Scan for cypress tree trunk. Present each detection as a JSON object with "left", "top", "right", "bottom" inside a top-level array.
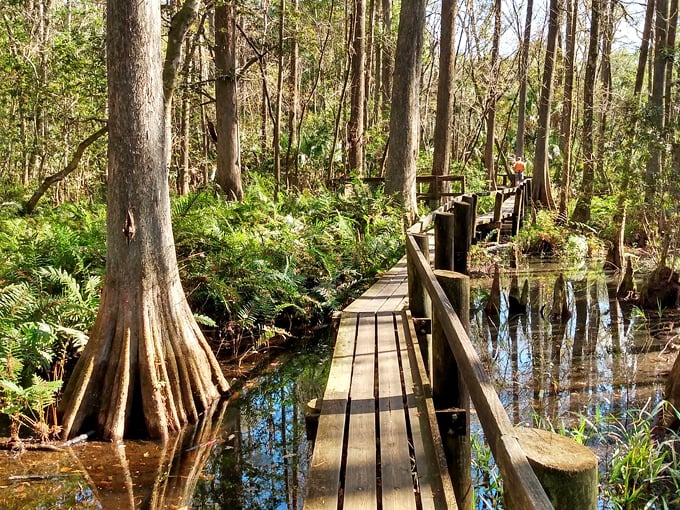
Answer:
[{"left": 59, "top": 0, "right": 229, "bottom": 441}]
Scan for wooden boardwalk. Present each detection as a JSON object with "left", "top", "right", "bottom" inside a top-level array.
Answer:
[
  {"left": 304, "top": 181, "right": 536, "bottom": 510},
  {"left": 304, "top": 258, "right": 457, "bottom": 510}
]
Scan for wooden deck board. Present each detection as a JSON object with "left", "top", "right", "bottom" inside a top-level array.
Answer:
[
  {"left": 377, "top": 312, "right": 418, "bottom": 510},
  {"left": 344, "top": 313, "right": 378, "bottom": 507},
  {"left": 305, "top": 318, "right": 357, "bottom": 510},
  {"left": 304, "top": 255, "right": 457, "bottom": 510}
]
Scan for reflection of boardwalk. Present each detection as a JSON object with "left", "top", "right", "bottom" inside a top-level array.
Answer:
[{"left": 304, "top": 259, "right": 456, "bottom": 509}]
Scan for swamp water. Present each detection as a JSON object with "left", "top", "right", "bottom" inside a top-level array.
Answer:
[
  {"left": 0, "top": 340, "right": 332, "bottom": 509},
  {"left": 1, "top": 262, "right": 678, "bottom": 509}
]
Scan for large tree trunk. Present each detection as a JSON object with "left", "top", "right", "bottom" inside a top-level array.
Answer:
[
  {"left": 572, "top": 0, "right": 601, "bottom": 223},
  {"left": 431, "top": 0, "right": 456, "bottom": 200},
  {"left": 348, "top": 0, "right": 366, "bottom": 174},
  {"left": 515, "top": 0, "right": 533, "bottom": 159},
  {"left": 215, "top": 0, "right": 243, "bottom": 200},
  {"left": 384, "top": 0, "right": 426, "bottom": 220},
  {"left": 531, "top": 0, "right": 559, "bottom": 209},
  {"left": 59, "top": 0, "right": 229, "bottom": 442}
]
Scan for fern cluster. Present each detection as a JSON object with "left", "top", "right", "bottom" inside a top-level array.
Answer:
[
  {"left": 173, "top": 177, "right": 404, "bottom": 353},
  {"left": 0, "top": 177, "right": 404, "bottom": 438}
]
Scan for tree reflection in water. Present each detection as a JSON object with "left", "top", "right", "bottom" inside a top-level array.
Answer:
[{"left": 470, "top": 262, "right": 679, "bottom": 427}]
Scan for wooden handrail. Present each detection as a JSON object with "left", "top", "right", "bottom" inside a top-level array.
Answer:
[{"left": 405, "top": 179, "right": 554, "bottom": 509}]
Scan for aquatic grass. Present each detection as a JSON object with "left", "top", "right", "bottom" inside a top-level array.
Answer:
[{"left": 470, "top": 403, "right": 680, "bottom": 509}]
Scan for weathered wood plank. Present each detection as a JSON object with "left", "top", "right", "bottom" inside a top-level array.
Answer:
[
  {"left": 399, "top": 311, "right": 457, "bottom": 510},
  {"left": 344, "top": 313, "right": 378, "bottom": 508},
  {"left": 344, "top": 259, "right": 408, "bottom": 313},
  {"left": 376, "top": 312, "right": 418, "bottom": 510},
  {"left": 305, "top": 316, "right": 357, "bottom": 510}
]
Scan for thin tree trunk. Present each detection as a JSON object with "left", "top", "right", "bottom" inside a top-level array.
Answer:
[
  {"left": 572, "top": 0, "right": 601, "bottom": 223},
  {"left": 380, "top": 0, "right": 393, "bottom": 111},
  {"left": 274, "top": 0, "right": 285, "bottom": 195},
  {"left": 635, "top": 0, "right": 656, "bottom": 97},
  {"left": 645, "top": 0, "right": 669, "bottom": 203},
  {"left": 484, "top": 0, "right": 501, "bottom": 188},
  {"left": 516, "top": 0, "right": 534, "bottom": 159},
  {"left": 532, "top": 0, "right": 560, "bottom": 208},
  {"left": 162, "top": 0, "right": 201, "bottom": 173},
  {"left": 286, "top": 0, "right": 300, "bottom": 184},
  {"left": 215, "top": 0, "right": 243, "bottom": 200},
  {"left": 348, "top": 0, "right": 366, "bottom": 174},
  {"left": 558, "top": 0, "right": 576, "bottom": 222},
  {"left": 431, "top": 0, "right": 456, "bottom": 200}
]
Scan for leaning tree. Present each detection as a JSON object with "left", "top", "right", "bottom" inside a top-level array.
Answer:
[{"left": 59, "top": 0, "right": 229, "bottom": 441}]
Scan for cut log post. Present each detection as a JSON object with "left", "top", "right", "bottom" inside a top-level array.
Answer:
[
  {"left": 511, "top": 186, "right": 524, "bottom": 235},
  {"left": 507, "top": 427, "right": 598, "bottom": 510},
  {"left": 432, "top": 270, "right": 472, "bottom": 510},
  {"left": 408, "top": 233, "right": 432, "bottom": 365},
  {"left": 434, "top": 211, "right": 456, "bottom": 271},
  {"left": 305, "top": 398, "right": 322, "bottom": 441},
  {"left": 461, "top": 194, "right": 478, "bottom": 244},
  {"left": 408, "top": 233, "right": 431, "bottom": 319}
]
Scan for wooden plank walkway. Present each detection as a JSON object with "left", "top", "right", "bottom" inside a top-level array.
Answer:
[{"left": 304, "top": 258, "right": 457, "bottom": 510}]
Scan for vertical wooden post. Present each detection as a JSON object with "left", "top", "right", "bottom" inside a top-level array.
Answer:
[
  {"left": 452, "top": 202, "right": 472, "bottom": 275},
  {"left": 407, "top": 233, "right": 431, "bottom": 319},
  {"left": 434, "top": 211, "right": 455, "bottom": 271},
  {"left": 511, "top": 186, "right": 523, "bottom": 235},
  {"left": 461, "top": 194, "right": 477, "bottom": 244},
  {"left": 432, "top": 270, "right": 472, "bottom": 510}
]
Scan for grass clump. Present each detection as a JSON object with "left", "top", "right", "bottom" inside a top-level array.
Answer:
[{"left": 471, "top": 402, "right": 680, "bottom": 509}]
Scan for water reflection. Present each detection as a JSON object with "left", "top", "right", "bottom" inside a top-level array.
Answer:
[
  {"left": 0, "top": 339, "right": 331, "bottom": 509},
  {"left": 190, "top": 340, "right": 331, "bottom": 509},
  {"left": 471, "top": 263, "right": 679, "bottom": 426}
]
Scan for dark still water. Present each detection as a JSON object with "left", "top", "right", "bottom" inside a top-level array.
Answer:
[
  {"left": 469, "top": 262, "right": 678, "bottom": 427},
  {"left": 0, "top": 338, "right": 332, "bottom": 510}
]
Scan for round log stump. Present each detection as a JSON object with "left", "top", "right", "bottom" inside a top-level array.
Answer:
[{"left": 509, "top": 427, "right": 598, "bottom": 510}]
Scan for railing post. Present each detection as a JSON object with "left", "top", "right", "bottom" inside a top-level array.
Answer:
[
  {"left": 432, "top": 270, "right": 472, "bottom": 510},
  {"left": 434, "top": 212, "right": 455, "bottom": 271},
  {"left": 452, "top": 202, "right": 472, "bottom": 275},
  {"left": 408, "top": 233, "right": 431, "bottom": 319},
  {"left": 507, "top": 427, "right": 598, "bottom": 510}
]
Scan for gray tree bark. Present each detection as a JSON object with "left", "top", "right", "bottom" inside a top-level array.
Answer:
[
  {"left": 215, "top": 0, "right": 243, "bottom": 200},
  {"left": 532, "top": 0, "right": 559, "bottom": 209}
]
